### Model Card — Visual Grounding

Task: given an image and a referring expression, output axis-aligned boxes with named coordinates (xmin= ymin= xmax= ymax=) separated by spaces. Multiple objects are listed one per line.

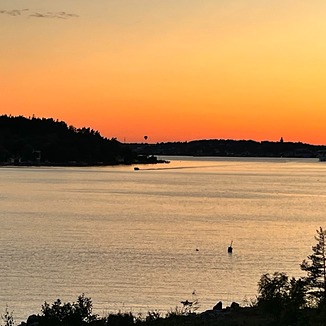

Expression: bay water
xmin=1 ymin=157 xmax=326 ymax=322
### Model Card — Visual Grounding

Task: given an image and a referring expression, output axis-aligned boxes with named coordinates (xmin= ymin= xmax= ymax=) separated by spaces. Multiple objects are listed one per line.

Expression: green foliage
xmin=301 ymin=227 xmax=326 ymax=305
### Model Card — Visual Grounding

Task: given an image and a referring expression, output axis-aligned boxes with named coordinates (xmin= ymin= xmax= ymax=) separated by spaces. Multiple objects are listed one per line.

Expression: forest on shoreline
xmin=3 ymin=228 xmax=326 ymax=326
xmin=0 ymin=115 xmax=168 ymax=166
xmin=1 ymin=115 xmax=326 ymax=168
xmin=128 ymin=139 xmax=326 ymax=159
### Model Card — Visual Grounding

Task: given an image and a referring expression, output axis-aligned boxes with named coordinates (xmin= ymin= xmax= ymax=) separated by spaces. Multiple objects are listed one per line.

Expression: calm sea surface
xmin=1 ymin=157 xmax=326 ymax=321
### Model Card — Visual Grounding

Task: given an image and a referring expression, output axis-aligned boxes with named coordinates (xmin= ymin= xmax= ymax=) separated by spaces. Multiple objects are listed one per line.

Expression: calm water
xmin=1 ymin=157 xmax=326 ymax=321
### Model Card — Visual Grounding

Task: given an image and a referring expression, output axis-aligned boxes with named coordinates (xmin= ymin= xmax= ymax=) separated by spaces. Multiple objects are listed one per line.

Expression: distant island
xmin=1 ymin=115 xmax=326 ymax=167
xmin=127 ymin=138 xmax=326 ymax=159
xmin=0 ymin=115 xmax=166 ymax=166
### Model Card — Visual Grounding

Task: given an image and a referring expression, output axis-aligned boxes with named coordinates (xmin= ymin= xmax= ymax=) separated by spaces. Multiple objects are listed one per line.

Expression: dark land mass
xmin=0 ymin=115 xmax=166 ymax=166
xmin=2 ymin=115 xmax=326 ymax=166
xmin=128 ymin=139 xmax=326 ymax=159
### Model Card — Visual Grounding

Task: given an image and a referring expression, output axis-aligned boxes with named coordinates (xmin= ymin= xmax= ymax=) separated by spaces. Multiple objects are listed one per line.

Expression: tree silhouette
xmin=301 ymin=227 xmax=326 ymax=306
xmin=257 ymin=272 xmax=306 ymax=324
xmin=41 ymin=294 xmax=96 ymax=325
xmin=0 ymin=115 xmax=140 ymax=165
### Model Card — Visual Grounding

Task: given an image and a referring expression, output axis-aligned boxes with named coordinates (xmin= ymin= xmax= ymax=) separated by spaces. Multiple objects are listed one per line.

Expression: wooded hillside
xmin=0 ymin=115 xmax=136 ymax=165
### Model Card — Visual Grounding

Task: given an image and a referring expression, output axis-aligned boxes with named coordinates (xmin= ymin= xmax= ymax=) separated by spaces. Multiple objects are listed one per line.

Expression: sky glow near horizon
xmin=1 ymin=0 xmax=326 ymax=144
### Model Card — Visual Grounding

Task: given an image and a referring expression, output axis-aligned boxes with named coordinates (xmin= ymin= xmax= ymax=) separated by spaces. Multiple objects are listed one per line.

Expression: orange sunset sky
xmin=1 ymin=0 xmax=326 ymax=144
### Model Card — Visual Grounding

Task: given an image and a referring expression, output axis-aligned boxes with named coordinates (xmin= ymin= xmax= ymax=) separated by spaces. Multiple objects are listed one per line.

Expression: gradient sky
xmin=1 ymin=0 xmax=326 ymax=144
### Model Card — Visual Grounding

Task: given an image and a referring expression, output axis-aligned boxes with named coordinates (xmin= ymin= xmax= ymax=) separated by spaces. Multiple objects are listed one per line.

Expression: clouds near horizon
xmin=0 ymin=8 xmax=79 ymax=19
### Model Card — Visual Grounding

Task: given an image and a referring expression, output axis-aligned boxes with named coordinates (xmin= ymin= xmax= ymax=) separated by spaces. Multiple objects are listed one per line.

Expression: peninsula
xmin=0 ymin=115 xmax=164 ymax=166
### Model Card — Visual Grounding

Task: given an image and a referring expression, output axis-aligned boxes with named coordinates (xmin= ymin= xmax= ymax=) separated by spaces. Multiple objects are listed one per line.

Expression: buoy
xmin=228 ymin=241 xmax=233 ymax=253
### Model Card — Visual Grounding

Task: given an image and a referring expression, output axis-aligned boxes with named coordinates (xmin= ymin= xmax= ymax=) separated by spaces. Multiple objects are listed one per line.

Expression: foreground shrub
xmin=39 ymin=294 xmax=96 ymax=326
xmin=106 ymin=312 xmax=134 ymax=326
xmin=1 ymin=307 xmax=14 ymax=326
xmin=257 ymin=272 xmax=307 ymax=325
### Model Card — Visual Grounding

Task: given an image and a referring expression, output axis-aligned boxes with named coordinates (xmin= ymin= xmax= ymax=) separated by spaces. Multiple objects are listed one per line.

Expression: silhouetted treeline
xmin=0 ymin=115 xmax=158 ymax=166
xmin=2 ymin=115 xmax=325 ymax=165
xmin=128 ymin=139 xmax=326 ymax=158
